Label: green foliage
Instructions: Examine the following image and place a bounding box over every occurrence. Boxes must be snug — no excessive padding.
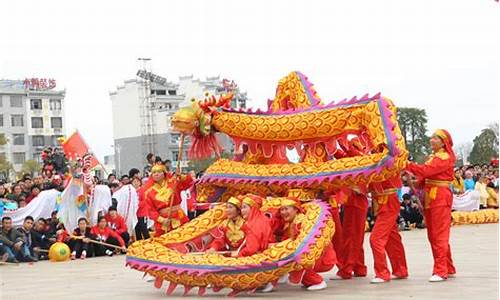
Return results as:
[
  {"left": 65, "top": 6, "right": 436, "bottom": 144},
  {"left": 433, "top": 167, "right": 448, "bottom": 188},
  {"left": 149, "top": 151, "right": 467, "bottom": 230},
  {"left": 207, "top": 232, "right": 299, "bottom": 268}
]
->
[
  {"left": 468, "top": 127, "right": 499, "bottom": 165},
  {"left": 397, "top": 107, "right": 431, "bottom": 163},
  {"left": 20, "top": 159, "right": 41, "bottom": 177}
]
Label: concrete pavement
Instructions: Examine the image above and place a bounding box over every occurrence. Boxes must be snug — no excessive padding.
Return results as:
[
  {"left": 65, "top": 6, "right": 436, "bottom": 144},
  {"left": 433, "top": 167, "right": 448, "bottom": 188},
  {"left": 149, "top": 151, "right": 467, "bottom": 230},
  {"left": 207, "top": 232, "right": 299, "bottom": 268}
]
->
[{"left": 1, "top": 224, "right": 498, "bottom": 300}]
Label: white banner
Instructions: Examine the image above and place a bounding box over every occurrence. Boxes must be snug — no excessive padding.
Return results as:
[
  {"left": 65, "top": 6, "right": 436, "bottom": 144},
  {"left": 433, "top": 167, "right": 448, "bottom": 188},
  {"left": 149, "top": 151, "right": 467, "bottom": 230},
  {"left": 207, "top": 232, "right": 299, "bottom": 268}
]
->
[
  {"left": 3, "top": 189, "right": 61, "bottom": 226},
  {"left": 452, "top": 190, "right": 481, "bottom": 212},
  {"left": 113, "top": 184, "right": 138, "bottom": 236}
]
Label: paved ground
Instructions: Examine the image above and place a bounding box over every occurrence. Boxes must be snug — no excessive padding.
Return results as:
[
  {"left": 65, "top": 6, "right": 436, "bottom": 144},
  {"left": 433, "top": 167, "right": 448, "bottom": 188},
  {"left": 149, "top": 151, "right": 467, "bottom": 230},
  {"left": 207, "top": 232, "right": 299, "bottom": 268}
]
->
[{"left": 0, "top": 224, "right": 498, "bottom": 300}]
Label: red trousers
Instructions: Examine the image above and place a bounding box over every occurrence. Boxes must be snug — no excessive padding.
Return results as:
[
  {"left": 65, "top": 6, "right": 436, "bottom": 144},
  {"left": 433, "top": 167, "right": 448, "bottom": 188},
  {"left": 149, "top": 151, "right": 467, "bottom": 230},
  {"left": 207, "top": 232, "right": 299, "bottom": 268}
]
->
[
  {"left": 337, "top": 205, "right": 367, "bottom": 278},
  {"left": 369, "top": 201, "right": 408, "bottom": 280},
  {"left": 289, "top": 243, "right": 336, "bottom": 286},
  {"left": 424, "top": 207, "right": 456, "bottom": 278},
  {"left": 331, "top": 207, "right": 345, "bottom": 270}
]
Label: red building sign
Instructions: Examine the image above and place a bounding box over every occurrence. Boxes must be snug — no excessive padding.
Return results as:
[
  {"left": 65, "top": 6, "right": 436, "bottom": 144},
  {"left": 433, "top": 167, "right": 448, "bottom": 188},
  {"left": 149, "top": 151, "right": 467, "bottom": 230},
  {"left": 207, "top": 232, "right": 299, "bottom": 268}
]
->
[{"left": 23, "top": 78, "right": 56, "bottom": 90}]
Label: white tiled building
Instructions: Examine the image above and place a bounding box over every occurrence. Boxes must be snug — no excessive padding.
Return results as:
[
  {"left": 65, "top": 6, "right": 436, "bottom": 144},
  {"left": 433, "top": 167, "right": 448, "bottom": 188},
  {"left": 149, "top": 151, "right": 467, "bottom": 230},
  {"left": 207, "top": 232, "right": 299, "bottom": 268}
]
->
[
  {"left": 0, "top": 79, "right": 65, "bottom": 179},
  {"left": 109, "top": 75, "right": 247, "bottom": 176}
]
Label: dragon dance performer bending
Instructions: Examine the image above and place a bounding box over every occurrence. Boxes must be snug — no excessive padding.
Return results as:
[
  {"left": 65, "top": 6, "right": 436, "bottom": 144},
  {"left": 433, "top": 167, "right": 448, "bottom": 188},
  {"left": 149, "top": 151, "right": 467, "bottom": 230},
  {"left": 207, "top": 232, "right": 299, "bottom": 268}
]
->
[
  {"left": 406, "top": 129, "right": 456, "bottom": 282},
  {"left": 144, "top": 164, "right": 194, "bottom": 237},
  {"left": 207, "top": 196, "right": 245, "bottom": 253},
  {"left": 238, "top": 194, "right": 274, "bottom": 257},
  {"left": 276, "top": 198, "right": 336, "bottom": 291},
  {"left": 369, "top": 176, "right": 408, "bottom": 283}
]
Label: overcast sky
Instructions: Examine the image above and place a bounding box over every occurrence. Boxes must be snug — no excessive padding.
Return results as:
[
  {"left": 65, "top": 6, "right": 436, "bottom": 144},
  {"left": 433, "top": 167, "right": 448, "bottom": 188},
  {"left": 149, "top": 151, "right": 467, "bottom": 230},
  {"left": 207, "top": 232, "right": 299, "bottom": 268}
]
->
[{"left": 1, "top": 0, "right": 498, "bottom": 161}]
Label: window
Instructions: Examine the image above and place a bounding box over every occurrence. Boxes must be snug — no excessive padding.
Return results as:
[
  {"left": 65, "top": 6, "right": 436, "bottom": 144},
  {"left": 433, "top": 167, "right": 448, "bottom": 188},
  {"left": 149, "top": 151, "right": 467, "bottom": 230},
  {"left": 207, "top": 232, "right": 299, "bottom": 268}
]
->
[
  {"left": 11, "top": 115, "right": 24, "bottom": 127},
  {"left": 32, "top": 135, "right": 45, "bottom": 147},
  {"left": 51, "top": 135, "right": 63, "bottom": 146},
  {"left": 0, "top": 97, "right": 2, "bottom": 107},
  {"left": 50, "top": 99, "right": 61, "bottom": 110},
  {"left": 171, "top": 133, "right": 180, "bottom": 144},
  {"left": 51, "top": 117, "right": 62, "bottom": 128},
  {"left": 155, "top": 90, "right": 166, "bottom": 95},
  {"left": 12, "top": 134, "right": 25, "bottom": 145},
  {"left": 31, "top": 117, "right": 43, "bottom": 128},
  {"left": 0, "top": 115, "right": 3, "bottom": 127},
  {"left": 10, "top": 95, "right": 23, "bottom": 107},
  {"left": 13, "top": 152, "right": 25, "bottom": 164},
  {"left": 172, "top": 151, "right": 179, "bottom": 161},
  {"left": 30, "top": 99, "right": 42, "bottom": 110},
  {"left": 33, "top": 152, "right": 42, "bottom": 162},
  {"left": 168, "top": 90, "right": 176, "bottom": 96}
]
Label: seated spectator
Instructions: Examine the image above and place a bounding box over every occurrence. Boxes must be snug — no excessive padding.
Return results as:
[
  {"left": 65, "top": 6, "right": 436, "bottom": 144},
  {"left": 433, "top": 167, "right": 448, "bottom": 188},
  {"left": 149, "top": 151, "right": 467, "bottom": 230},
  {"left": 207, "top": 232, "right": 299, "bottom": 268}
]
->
[
  {"left": 105, "top": 206, "right": 130, "bottom": 246},
  {"left": 6, "top": 184, "right": 24, "bottom": 204},
  {"left": 70, "top": 218, "right": 93, "bottom": 259},
  {"left": 475, "top": 175, "right": 489, "bottom": 209},
  {"left": 32, "top": 218, "right": 56, "bottom": 260},
  {"left": 91, "top": 216, "right": 125, "bottom": 256},
  {"left": 463, "top": 171, "right": 475, "bottom": 191},
  {"left": 25, "top": 185, "right": 41, "bottom": 204},
  {"left": 0, "top": 184, "right": 7, "bottom": 199},
  {"left": 16, "top": 216, "right": 38, "bottom": 261},
  {"left": 400, "top": 194, "right": 424, "bottom": 229},
  {"left": 48, "top": 211, "right": 60, "bottom": 235},
  {"left": 452, "top": 169, "right": 465, "bottom": 194},
  {"left": 0, "top": 216, "right": 36, "bottom": 262}
]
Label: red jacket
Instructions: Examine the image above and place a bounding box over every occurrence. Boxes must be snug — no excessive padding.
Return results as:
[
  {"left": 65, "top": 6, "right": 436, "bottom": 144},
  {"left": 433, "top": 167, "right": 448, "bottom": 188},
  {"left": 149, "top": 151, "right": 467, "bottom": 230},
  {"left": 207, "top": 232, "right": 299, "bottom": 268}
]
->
[
  {"left": 406, "top": 149, "right": 454, "bottom": 209},
  {"left": 105, "top": 214, "right": 128, "bottom": 236},
  {"left": 90, "top": 226, "right": 125, "bottom": 247}
]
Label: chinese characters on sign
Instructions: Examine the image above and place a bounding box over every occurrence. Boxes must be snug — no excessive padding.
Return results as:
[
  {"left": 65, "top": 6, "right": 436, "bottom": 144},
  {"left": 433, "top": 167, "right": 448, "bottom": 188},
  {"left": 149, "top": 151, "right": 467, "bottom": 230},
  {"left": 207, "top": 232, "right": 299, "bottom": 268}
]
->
[{"left": 24, "top": 78, "right": 56, "bottom": 90}]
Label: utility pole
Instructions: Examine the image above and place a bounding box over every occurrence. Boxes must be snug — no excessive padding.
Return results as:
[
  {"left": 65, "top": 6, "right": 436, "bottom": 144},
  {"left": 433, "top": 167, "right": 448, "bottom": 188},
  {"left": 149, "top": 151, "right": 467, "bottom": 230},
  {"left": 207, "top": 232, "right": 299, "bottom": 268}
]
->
[{"left": 137, "top": 58, "right": 157, "bottom": 165}]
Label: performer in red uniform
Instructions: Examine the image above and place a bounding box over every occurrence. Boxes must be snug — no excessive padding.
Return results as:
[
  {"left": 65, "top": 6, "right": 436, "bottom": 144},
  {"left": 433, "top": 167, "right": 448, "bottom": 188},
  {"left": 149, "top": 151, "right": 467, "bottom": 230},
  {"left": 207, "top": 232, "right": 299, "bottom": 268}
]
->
[
  {"left": 322, "top": 191, "right": 346, "bottom": 276},
  {"left": 144, "top": 164, "right": 194, "bottom": 237},
  {"left": 238, "top": 194, "right": 273, "bottom": 257},
  {"left": 336, "top": 189, "right": 368, "bottom": 279},
  {"left": 406, "top": 129, "right": 456, "bottom": 282},
  {"left": 279, "top": 198, "right": 336, "bottom": 291},
  {"left": 207, "top": 196, "right": 245, "bottom": 252},
  {"left": 369, "top": 176, "right": 408, "bottom": 283}
]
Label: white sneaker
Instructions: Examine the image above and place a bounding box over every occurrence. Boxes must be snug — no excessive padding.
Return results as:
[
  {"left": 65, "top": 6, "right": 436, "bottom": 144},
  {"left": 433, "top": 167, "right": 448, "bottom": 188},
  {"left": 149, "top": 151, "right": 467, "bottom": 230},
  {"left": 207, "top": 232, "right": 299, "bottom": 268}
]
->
[
  {"left": 278, "top": 275, "right": 288, "bottom": 284},
  {"left": 428, "top": 275, "right": 446, "bottom": 282},
  {"left": 260, "top": 283, "right": 274, "bottom": 293},
  {"left": 370, "top": 277, "right": 388, "bottom": 284},
  {"left": 306, "top": 280, "right": 327, "bottom": 291}
]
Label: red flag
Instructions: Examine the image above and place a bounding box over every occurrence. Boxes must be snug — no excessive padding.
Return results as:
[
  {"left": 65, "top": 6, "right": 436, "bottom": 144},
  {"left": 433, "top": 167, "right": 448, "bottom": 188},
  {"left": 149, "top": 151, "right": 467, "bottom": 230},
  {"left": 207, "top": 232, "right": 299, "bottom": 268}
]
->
[{"left": 59, "top": 130, "right": 100, "bottom": 168}]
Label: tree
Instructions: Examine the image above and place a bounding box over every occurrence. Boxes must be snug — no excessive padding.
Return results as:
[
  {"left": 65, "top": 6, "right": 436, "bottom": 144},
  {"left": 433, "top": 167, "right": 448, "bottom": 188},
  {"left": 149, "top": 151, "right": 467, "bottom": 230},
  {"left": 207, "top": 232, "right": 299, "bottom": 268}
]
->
[
  {"left": 454, "top": 141, "right": 473, "bottom": 166},
  {"left": 397, "top": 107, "right": 431, "bottom": 163},
  {"left": 488, "top": 122, "right": 499, "bottom": 154},
  {"left": 468, "top": 128, "right": 499, "bottom": 165},
  {"left": 20, "top": 159, "right": 41, "bottom": 177},
  {"left": 0, "top": 134, "right": 13, "bottom": 181}
]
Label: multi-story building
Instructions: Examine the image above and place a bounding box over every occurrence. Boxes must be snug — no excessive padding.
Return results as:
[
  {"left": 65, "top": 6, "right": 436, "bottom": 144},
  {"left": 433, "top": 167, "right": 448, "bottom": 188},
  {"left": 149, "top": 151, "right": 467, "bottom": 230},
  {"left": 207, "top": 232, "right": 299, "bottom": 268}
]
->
[
  {"left": 110, "top": 74, "right": 247, "bottom": 175},
  {"left": 0, "top": 79, "right": 65, "bottom": 178}
]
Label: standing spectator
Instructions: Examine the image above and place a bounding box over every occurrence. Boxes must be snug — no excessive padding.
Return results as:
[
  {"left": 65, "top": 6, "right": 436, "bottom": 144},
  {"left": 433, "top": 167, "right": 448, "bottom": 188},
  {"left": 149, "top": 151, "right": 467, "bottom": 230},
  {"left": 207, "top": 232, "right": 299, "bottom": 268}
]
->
[
  {"left": 109, "top": 182, "right": 120, "bottom": 195},
  {"left": 131, "top": 177, "right": 142, "bottom": 190},
  {"left": 128, "top": 168, "right": 141, "bottom": 179},
  {"left": 143, "top": 153, "right": 155, "bottom": 176},
  {"left": 70, "top": 218, "right": 92, "bottom": 259},
  {"left": 6, "top": 184, "right": 24, "bottom": 204},
  {"left": 107, "top": 174, "right": 117, "bottom": 184},
  {"left": 16, "top": 216, "right": 38, "bottom": 261},
  {"left": 105, "top": 206, "right": 130, "bottom": 246},
  {"left": 0, "top": 217, "right": 35, "bottom": 262},
  {"left": 25, "top": 185, "right": 41, "bottom": 204},
  {"left": 91, "top": 216, "right": 125, "bottom": 256},
  {"left": 120, "top": 175, "right": 130, "bottom": 186}
]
